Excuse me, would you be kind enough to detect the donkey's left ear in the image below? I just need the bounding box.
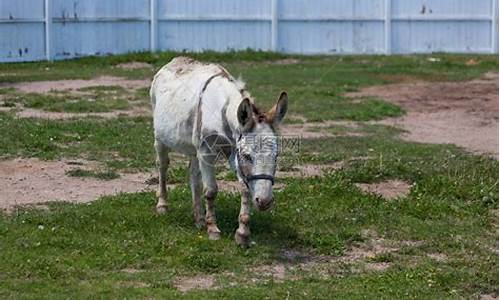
[267,91,288,126]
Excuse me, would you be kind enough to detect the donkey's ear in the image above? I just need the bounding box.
[237,98,255,130]
[267,91,288,126]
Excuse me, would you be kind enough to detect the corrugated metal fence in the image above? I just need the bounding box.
[1,0,498,62]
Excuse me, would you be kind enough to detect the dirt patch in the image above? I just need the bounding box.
[117,281,150,288]
[121,268,145,274]
[174,274,218,293]
[248,264,286,282]
[365,262,391,271]
[426,253,447,262]
[278,162,344,178]
[269,58,300,65]
[0,158,286,210]
[355,180,411,200]
[481,294,499,300]
[114,62,153,70]
[0,76,150,94]
[348,72,499,157]
[344,229,400,262]
[379,111,499,157]
[0,158,156,210]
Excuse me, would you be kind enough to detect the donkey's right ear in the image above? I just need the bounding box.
[237,98,255,131]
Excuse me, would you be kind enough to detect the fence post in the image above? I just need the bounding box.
[150,0,158,52]
[492,0,498,53]
[384,0,392,54]
[44,0,52,61]
[271,0,278,52]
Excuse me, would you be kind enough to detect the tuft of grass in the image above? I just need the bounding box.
[0,87,16,94]
[65,168,120,180]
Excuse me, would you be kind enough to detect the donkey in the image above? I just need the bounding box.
[150,57,288,246]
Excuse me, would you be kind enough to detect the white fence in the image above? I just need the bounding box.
[0,0,498,62]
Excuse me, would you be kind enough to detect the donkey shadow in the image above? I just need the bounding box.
[167,190,300,250]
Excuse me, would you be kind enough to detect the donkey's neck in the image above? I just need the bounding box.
[196,76,248,147]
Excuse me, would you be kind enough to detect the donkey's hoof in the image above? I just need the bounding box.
[156,205,168,214]
[234,231,250,248]
[208,231,221,241]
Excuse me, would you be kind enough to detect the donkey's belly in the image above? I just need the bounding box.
[153,100,197,156]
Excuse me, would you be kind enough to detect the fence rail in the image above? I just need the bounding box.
[0,0,498,62]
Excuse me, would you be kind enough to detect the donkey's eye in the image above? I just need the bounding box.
[243,154,253,163]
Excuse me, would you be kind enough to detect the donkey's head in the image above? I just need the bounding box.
[235,92,288,211]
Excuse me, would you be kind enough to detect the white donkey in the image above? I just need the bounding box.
[150,57,288,246]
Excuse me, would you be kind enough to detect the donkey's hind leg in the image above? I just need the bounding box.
[155,139,170,214]
[189,157,205,229]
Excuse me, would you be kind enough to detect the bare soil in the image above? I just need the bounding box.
[174,275,218,293]
[355,180,412,200]
[348,72,499,157]
[114,62,153,70]
[0,158,284,210]
[277,162,344,177]
[0,158,156,210]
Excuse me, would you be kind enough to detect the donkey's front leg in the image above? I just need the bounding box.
[198,158,221,240]
[235,187,251,247]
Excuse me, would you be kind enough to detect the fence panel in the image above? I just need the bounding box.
[278,0,386,54]
[0,0,46,62]
[0,0,498,62]
[391,0,494,53]
[157,0,272,52]
[50,0,150,60]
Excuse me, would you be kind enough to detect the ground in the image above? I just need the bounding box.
[0,52,497,299]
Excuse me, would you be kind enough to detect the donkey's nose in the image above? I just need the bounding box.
[255,197,274,211]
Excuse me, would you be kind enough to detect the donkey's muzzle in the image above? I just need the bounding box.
[254,196,274,211]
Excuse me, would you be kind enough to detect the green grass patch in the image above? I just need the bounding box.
[0,160,496,298]
[65,168,120,180]
[0,112,154,171]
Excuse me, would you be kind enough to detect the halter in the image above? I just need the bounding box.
[236,135,275,189]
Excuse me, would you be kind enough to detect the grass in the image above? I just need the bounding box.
[0,157,496,298]
[0,112,155,171]
[65,168,120,180]
[0,51,497,121]
[1,85,146,113]
[0,51,497,298]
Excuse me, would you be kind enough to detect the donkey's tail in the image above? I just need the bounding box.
[150,84,156,112]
